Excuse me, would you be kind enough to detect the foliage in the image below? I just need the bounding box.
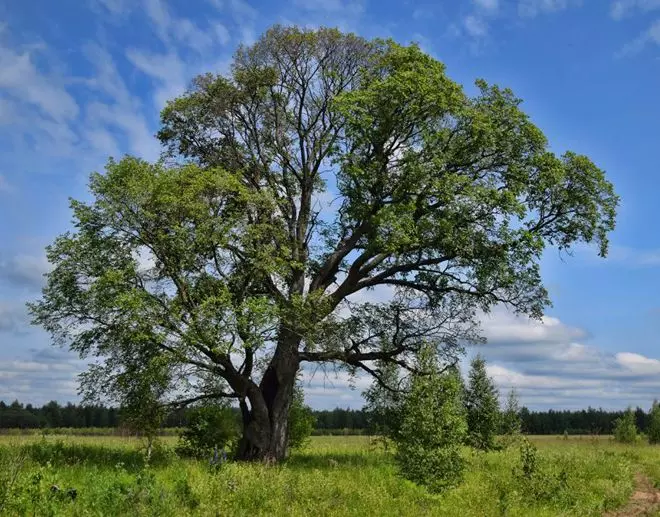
[30,25,619,461]
[500,389,522,446]
[614,407,638,444]
[363,361,405,442]
[0,434,642,516]
[647,401,660,445]
[175,404,239,459]
[513,438,571,503]
[287,383,315,450]
[464,355,500,450]
[394,346,467,493]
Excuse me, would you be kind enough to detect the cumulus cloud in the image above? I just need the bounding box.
[481,308,587,345]
[0,346,84,404]
[474,308,660,410]
[0,303,29,334]
[0,254,50,291]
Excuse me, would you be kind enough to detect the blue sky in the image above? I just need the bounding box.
[0,0,659,410]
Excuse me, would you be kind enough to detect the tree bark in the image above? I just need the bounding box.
[236,328,300,462]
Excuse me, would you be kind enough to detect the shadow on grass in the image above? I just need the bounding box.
[18,440,172,471]
[286,451,387,470]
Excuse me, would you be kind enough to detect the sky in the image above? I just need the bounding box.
[0,0,659,411]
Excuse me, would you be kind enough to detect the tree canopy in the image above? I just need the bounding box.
[30,25,618,461]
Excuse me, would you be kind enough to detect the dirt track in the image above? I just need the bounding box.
[604,473,660,517]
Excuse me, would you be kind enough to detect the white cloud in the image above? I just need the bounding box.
[96,0,129,15]
[227,0,258,22]
[616,352,660,374]
[475,0,499,11]
[292,0,364,15]
[518,0,579,18]
[616,19,660,57]
[0,174,12,193]
[126,48,188,112]
[0,253,50,291]
[464,15,489,38]
[480,307,587,345]
[0,303,28,333]
[472,307,660,409]
[214,23,231,46]
[576,242,660,266]
[142,0,231,53]
[0,45,79,122]
[611,0,660,20]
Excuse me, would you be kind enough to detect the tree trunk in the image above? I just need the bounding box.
[236,328,300,462]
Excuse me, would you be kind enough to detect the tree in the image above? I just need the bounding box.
[464,355,500,450]
[395,346,467,492]
[30,25,618,462]
[647,400,660,445]
[501,388,521,436]
[613,407,638,444]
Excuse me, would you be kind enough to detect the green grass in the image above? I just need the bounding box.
[0,434,655,516]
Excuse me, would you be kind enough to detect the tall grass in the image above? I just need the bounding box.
[0,434,650,516]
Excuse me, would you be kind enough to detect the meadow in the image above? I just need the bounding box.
[0,434,658,516]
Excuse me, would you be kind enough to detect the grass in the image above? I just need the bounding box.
[0,434,655,516]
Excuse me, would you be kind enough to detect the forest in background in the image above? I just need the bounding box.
[0,400,649,435]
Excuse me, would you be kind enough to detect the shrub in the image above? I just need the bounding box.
[647,401,660,445]
[175,404,239,459]
[288,383,315,450]
[464,355,500,450]
[394,347,467,493]
[500,389,521,435]
[613,408,638,444]
[514,438,571,503]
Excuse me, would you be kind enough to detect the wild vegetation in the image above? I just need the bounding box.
[0,433,658,516]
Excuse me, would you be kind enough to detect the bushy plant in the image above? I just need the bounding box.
[613,408,638,444]
[500,389,522,448]
[175,404,239,459]
[514,438,571,503]
[464,355,500,450]
[647,401,660,445]
[288,383,315,450]
[394,346,467,493]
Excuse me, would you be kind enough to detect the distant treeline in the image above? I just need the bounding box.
[0,400,651,435]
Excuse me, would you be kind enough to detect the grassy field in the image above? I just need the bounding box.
[0,434,657,516]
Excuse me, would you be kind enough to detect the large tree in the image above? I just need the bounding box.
[30,26,618,461]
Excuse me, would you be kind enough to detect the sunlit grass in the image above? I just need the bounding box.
[0,434,656,516]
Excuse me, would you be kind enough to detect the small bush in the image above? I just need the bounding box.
[514,438,571,503]
[613,408,638,444]
[465,355,500,451]
[394,348,467,493]
[648,402,660,444]
[175,405,238,459]
[288,383,316,450]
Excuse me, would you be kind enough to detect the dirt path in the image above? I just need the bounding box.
[604,473,660,516]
